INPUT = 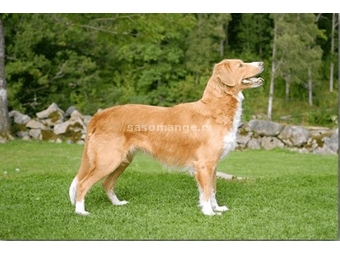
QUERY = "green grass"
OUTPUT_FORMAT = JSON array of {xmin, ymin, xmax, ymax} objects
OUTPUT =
[{"xmin": 0, "ymin": 140, "xmax": 338, "ymax": 240}]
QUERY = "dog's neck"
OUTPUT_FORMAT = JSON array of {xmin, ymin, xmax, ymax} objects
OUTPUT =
[
  {"xmin": 200, "ymin": 76, "xmax": 243, "ymax": 105},
  {"xmin": 198, "ymin": 77, "xmax": 243, "ymax": 126}
]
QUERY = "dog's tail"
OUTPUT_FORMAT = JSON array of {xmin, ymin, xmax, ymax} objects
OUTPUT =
[{"xmin": 69, "ymin": 176, "xmax": 78, "ymax": 206}]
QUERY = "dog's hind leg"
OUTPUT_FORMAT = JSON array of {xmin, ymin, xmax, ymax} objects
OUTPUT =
[
  {"xmin": 69, "ymin": 144, "xmax": 93, "ymax": 207},
  {"xmin": 75, "ymin": 150, "xmax": 126, "ymax": 216},
  {"xmin": 69, "ymin": 176, "xmax": 78, "ymax": 206},
  {"xmin": 102, "ymin": 154, "xmax": 134, "ymax": 206}
]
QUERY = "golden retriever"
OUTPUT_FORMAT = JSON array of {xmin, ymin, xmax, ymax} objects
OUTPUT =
[{"xmin": 69, "ymin": 59, "xmax": 264, "ymax": 216}]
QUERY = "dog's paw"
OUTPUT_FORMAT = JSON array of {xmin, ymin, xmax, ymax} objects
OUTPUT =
[
  {"xmin": 115, "ymin": 200, "xmax": 129, "ymax": 206},
  {"xmin": 213, "ymin": 205, "xmax": 229, "ymax": 212},
  {"xmin": 201, "ymin": 207, "xmax": 216, "ymax": 216},
  {"xmin": 75, "ymin": 210, "xmax": 90, "ymax": 216},
  {"xmin": 200, "ymin": 201, "xmax": 217, "ymax": 216},
  {"xmin": 75, "ymin": 200, "xmax": 90, "ymax": 216},
  {"xmin": 202, "ymin": 210, "xmax": 216, "ymax": 216},
  {"xmin": 107, "ymin": 192, "xmax": 129, "ymax": 206}
]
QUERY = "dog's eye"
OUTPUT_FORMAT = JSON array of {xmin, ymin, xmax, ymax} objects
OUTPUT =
[{"xmin": 239, "ymin": 63, "xmax": 243, "ymax": 68}]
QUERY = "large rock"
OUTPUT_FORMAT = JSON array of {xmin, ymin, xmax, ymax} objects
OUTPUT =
[
  {"xmin": 54, "ymin": 120, "xmax": 74, "ymax": 135},
  {"xmin": 26, "ymin": 119, "xmax": 48, "ymax": 130},
  {"xmin": 9, "ymin": 110, "xmax": 31, "ymax": 125},
  {"xmin": 261, "ymin": 136, "xmax": 285, "ymax": 150},
  {"xmin": 248, "ymin": 120, "xmax": 283, "ymax": 136},
  {"xmin": 53, "ymin": 117, "xmax": 86, "ymax": 143},
  {"xmin": 65, "ymin": 106, "xmax": 77, "ymax": 117},
  {"xmin": 315, "ymin": 128, "xmax": 338, "ymax": 155},
  {"xmin": 69, "ymin": 110, "xmax": 84, "ymax": 121},
  {"xmin": 41, "ymin": 118, "xmax": 64, "ymax": 127},
  {"xmin": 36, "ymin": 102, "xmax": 64, "ymax": 121},
  {"xmin": 236, "ymin": 130, "xmax": 252, "ymax": 148},
  {"xmin": 28, "ymin": 129, "xmax": 42, "ymax": 139},
  {"xmin": 278, "ymin": 125, "xmax": 310, "ymax": 147},
  {"xmin": 247, "ymin": 138, "xmax": 261, "ymax": 150}
]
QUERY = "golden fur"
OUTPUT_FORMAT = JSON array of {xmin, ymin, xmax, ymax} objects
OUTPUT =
[{"xmin": 69, "ymin": 59, "xmax": 264, "ymax": 216}]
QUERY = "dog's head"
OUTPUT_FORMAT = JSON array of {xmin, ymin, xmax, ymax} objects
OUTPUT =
[{"xmin": 214, "ymin": 59, "xmax": 264, "ymax": 90}]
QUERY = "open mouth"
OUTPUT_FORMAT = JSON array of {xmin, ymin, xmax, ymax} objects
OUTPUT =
[{"xmin": 242, "ymin": 76, "xmax": 264, "ymax": 87}]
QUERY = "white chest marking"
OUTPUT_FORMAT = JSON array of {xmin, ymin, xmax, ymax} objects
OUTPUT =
[{"xmin": 220, "ymin": 92, "xmax": 243, "ymax": 159}]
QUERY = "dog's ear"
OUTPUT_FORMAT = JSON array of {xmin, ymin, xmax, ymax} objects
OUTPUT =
[{"xmin": 215, "ymin": 61, "xmax": 236, "ymax": 87}]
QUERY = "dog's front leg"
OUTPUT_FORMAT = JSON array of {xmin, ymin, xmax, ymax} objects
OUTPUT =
[
  {"xmin": 210, "ymin": 167, "xmax": 229, "ymax": 212},
  {"xmin": 199, "ymin": 190, "xmax": 216, "ymax": 216},
  {"xmin": 195, "ymin": 164, "xmax": 217, "ymax": 216}
]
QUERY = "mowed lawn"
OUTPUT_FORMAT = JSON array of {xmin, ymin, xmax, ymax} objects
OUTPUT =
[{"xmin": 0, "ymin": 140, "xmax": 338, "ymax": 240}]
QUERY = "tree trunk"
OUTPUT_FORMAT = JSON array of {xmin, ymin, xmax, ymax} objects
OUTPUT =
[
  {"xmin": 267, "ymin": 20, "xmax": 278, "ymax": 121},
  {"xmin": 329, "ymin": 13, "xmax": 336, "ymax": 92},
  {"xmin": 338, "ymin": 13, "xmax": 340, "ymax": 127},
  {"xmin": 224, "ymin": 23, "xmax": 229, "ymax": 55},
  {"xmin": 0, "ymin": 19, "xmax": 11, "ymax": 141},
  {"xmin": 285, "ymin": 81, "xmax": 290, "ymax": 102},
  {"xmin": 285, "ymin": 73, "xmax": 291, "ymax": 102},
  {"xmin": 330, "ymin": 61, "xmax": 334, "ymax": 92},
  {"xmin": 337, "ymin": 14, "xmax": 340, "ymax": 232},
  {"xmin": 308, "ymin": 66, "xmax": 313, "ymax": 106},
  {"xmin": 219, "ymin": 39, "xmax": 224, "ymax": 58}
]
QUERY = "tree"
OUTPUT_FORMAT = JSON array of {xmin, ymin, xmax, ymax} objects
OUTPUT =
[
  {"xmin": 0, "ymin": 17, "xmax": 11, "ymax": 141},
  {"xmin": 110, "ymin": 14, "xmax": 196, "ymax": 106},
  {"xmin": 185, "ymin": 14, "xmax": 231, "ymax": 87},
  {"xmin": 267, "ymin": 14, "xmax": 324, "ymax": 119},
  {"xmin": 295, "ymin": 14, "xmax": 323, "ymax": 106},
  {"xmin": 4, "ymin": 14, "xmax": 101, "ymax": 115},
  {"xmin": 233, "ymin": 13, "xmax": 272, "ymax": 59},
  {"xmin": 267, "ymin": 14, "xmax": 279, "ymax": 121},
  {"xmin": 338, "ymin": 13, "xmax": 340, "ymax": 116},
  {"xmin": 329, "ymin": 13, "xmax": 338, "ymax": 93}
]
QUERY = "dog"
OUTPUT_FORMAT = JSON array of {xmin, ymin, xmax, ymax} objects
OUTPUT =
[{"xmin": 69, "ymin": 59, "xmax": 264, "ymax": 216}]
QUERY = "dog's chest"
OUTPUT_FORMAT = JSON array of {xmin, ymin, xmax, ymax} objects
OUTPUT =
[{"xmin": 220, "ymin": 92, "xmax": 243, "ymax": 159}]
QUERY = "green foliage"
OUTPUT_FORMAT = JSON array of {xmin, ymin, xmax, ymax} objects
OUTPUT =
[
  {"xmin": 307, "ymin": 109, "xmax": 336, "ymax": 126},
  {"xmin": 2, "ymin": 13, "xmax": 338, "ymax": 126},
  {"xmin": 0, "ymin": 141, "xmax": 337, "ymax": 240},
  {"xmin": 4, "ymin": 14, "xmax": 101, "ymax": 115},
  {"xmin": 231, "ymin": 13, "xmax": 273, "ymax": 58}
]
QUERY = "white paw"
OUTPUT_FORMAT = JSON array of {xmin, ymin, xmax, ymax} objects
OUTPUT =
[
  {"xmin": 200, "ymin": 200, "xmax": 217, "ymax": 216},
  {"xmin": 75, "ymin": 210, "xmax": 90, "ymax": 216},
  {"xmin": 213, "ymin": 205, "xmax": 229, "ymax": 212},
  {"xmin": 202, "ymin": 209, "xmax": 216, "ymax": 216},
  {"xmin": 75, "ymin": 200, "xmax": 89, "ymax": 215},
  {"xmin": 107, "ymin": 192, "xmax": 129, "ymax": 206},
  {"xmin": 201, "ymin": 205, "xmax": 216, "ymax": 216},
  {"xmin": 115, "ymin": 200, "xmax": 129, "ymax": 206}
]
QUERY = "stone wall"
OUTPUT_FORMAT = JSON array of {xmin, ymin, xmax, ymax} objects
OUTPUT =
[
  {"xmin": 7, "ymin": 103, "xmax": 339, "ymax": 155},
  {"xmin": 9, "ymin": 103, "xmax": 92, "ymax": 144},
  {"xmin": 237, "ymin": 120, "xmax": 338, "ymax": 155}
]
